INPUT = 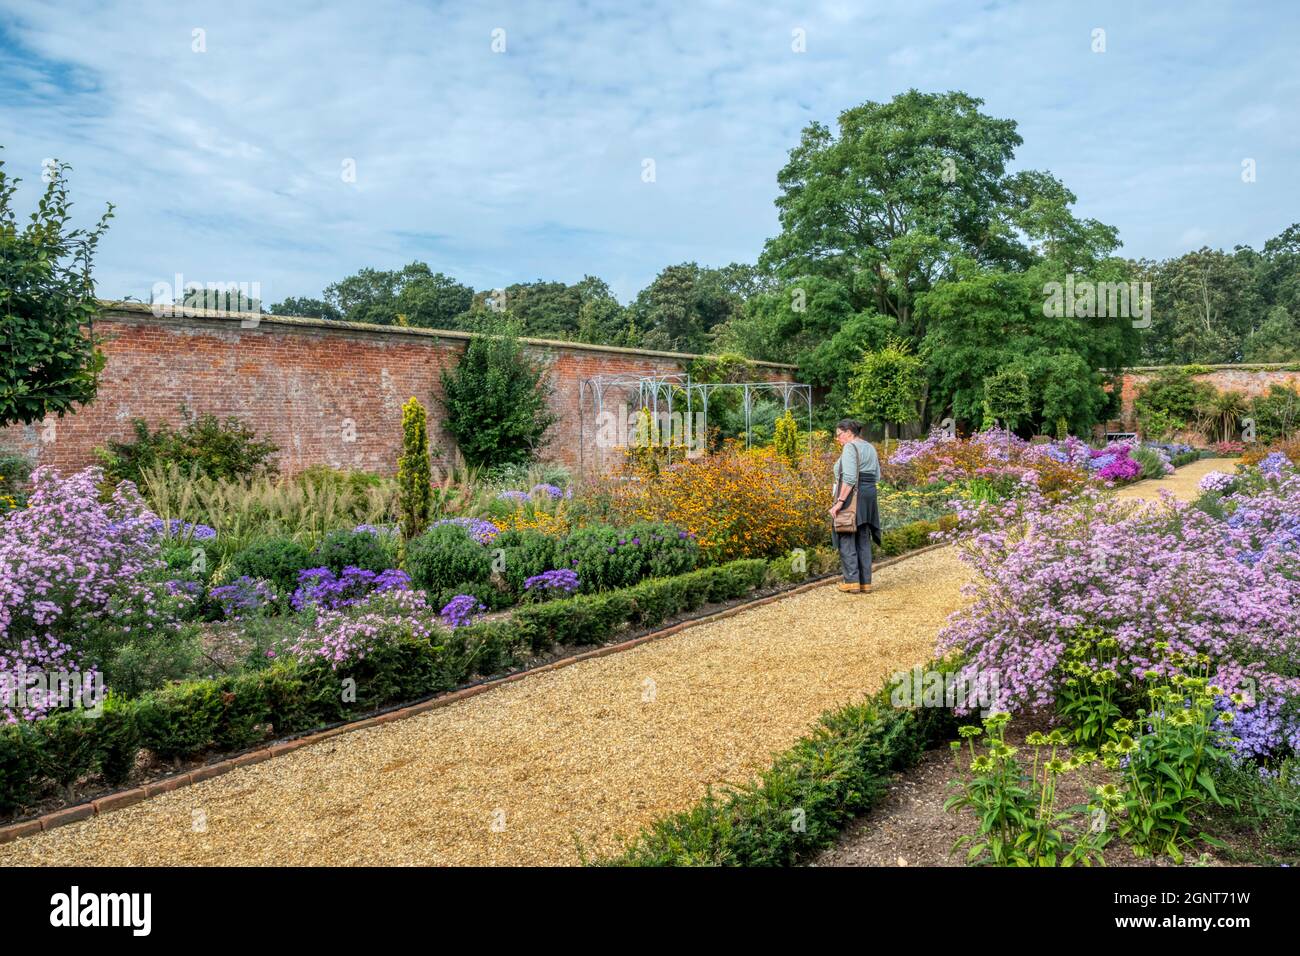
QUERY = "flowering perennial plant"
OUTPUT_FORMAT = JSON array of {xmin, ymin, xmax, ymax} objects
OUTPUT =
[
  {"xmin": 430, "ymin": 517, "xmax": 499, "ymax": 545},
  {"xmin": 287, "ymin": 590, "xmax": 439, "ymax": 669},
  {"xmin": 439, "ymin": 594, "xmax": 486, "ymax": 629},
  {"xmin": 522, "ymin": 568, "xmax": 580, "ymax": 600},
  {"xmin": 1, "ymin": 467, "xmax": 167, "ymax": 721},
  {"xmin": 290, "ymin": 566, "xmax": 412, "ymax": 611},
  {"xmin": 938, "ymin": 483, "xmax": 1300, "ymax": 715},
  {"xmin": 209, "ymin": 576, "xmax": 278, "ymax": 619}
]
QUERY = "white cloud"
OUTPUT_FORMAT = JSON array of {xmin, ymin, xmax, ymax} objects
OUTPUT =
[{"xmin": 1, "ymin": 0, "xmax": 1297, "ymax": 304}]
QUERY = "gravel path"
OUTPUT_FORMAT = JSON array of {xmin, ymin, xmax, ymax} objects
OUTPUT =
[
  {"xmin": 1114, "ymin": 456, "xmax": 1236, "ymax": 503},
  {"xmin": 2, "ymin": 547, "xmax": 971, "ymax": 866}
]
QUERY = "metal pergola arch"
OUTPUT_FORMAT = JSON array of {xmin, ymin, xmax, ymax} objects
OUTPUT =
[{"xmin": 578, "ymin": 372, "xmax": 814, "ymax": 477}]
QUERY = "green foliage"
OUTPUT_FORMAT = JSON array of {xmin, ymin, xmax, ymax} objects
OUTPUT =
[
  {"xmin": 99, "ymin": 409, "xmax": 279, "ymax": 485},
  {"xmin": 0, "ymin": 723, "xmax": 39, "ymax": 813},
  {"xmin": 1053, "ymin": 628, "xmax": 1126, "ymax": 747},
  {"xmin": 228, "ymin": 537, "xmax": 313, "ymax": 594},
  {"xmin": 1108, "ymin": 660, "xmax": 1236, "ymax": 863},
  {"xmin": 322, "ymin": 261, "xmax": 473, "ymax": 328},
  {"xmin": 1129, "ymin": 446, "xmax": 1169, "ymax": 481},
  {"xmin": 104, "ymin": 621, "xmax": 203, "ymax": 698},
  {"xmin": 311, "ymin": 528, "xmax": 398, "ymax": 574},
  {"xmin": 982, "ymin": 366, "xmax": 1033, "ymax": 431},
  {"xmin": 1207, "ymin": 759, "xmax": 1300, "ymax": 865},
  {"xmin": 266, "ymin": 296, "xmax": 342, "ymax": 322},
  {"xmin": 849, "ymin": 338, "xmax": 924, "ymax": 438},
  {"xmin": 440, "ymin": 325, "xmax": 556, "ymax": 469},
  {"xmin": 555, "ymin": 522, "xmax": 699, "ymax": 593},
  {"xmin": 1249, "ymin": 384, "xmax": 1300, "ymax": 444},
  {"xmin": 405, "ymin": 522, "xmax": 493, "ymax": 593},
  {"xmin": 628, "ymin": 262, "xmax": 744, "ymax": 353},
  {"xmin": 945, "ymin": 714, "xmax": 1109, "ymax": 866},
  {"xmin": 134, "ymin": 681, "xmax": 226, "ymax": 761},
  {"xmin": 1134, "ymin": 369, "xmax": 1214, "ymax": 439},
  {"xmin": 773, "ymin": 410, "xmax": 800, "ymax": 467},
  {"xmin": 397, "ymin": 396, "xmax": 432, "ymax": 538},
  {"xmin": 919, "ymin": 264, "xmax": 1132, "ymax": 433},
  {"xmin": 0, "ymin": 154, "xmax": 112, "ymax": 428},
  {"xmin": 1200, "ymin": 389, "xmax": 1249, "ymax": 443}
]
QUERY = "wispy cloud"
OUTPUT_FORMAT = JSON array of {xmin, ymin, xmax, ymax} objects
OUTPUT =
[{"xmin": 1, "ymin": 0, "xmax": 1296, "ymax": 303}]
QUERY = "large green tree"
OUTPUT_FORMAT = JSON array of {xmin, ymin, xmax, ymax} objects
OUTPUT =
[{"xmin": 1, "ymin": 156, "xmax": 112, "ymax": 428}]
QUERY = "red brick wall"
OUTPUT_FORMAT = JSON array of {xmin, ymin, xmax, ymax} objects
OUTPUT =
[
  {"xmin": 1119, "ymin": 366, "xmax": 1300, "ymax": 431},
  {"xmin": 0, "ymin": 304, "xmax": 793, "ymax": 478}
]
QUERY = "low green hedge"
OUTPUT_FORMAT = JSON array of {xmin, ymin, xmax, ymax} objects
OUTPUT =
[
  {"xmin": 593, "ymin": 663, "xmax": 960, "ymax": 866},
  {"xmin": 0, "ymin": 559, "xmax": 767, "ymax": 815}
]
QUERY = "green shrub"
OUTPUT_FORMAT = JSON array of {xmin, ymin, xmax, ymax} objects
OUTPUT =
[
  {"xmin": 1129, "ymin": 445, "xmax": 1168, "ymax": 481},
  {"xmin": 440, "ymin": 324, "xmax": 557, "ymax": 469},
  {"xmin": 99, "ymin": 408, "xmax": 279, "ymax": 485},
  {"xmin": 0, "ymin": 723, "xmax": 39, "ymax": 814},
  {"xmin": 397, "ymin": 397, "xmax": 432, "ymax": 538},
  {"xmin": 103, "ymin": 623, "xmax": 203, "ymax": 698},
  {"xmin": 311, "ymin": 528, "xmax": 398, "ymax": 574},
  {"xmin": 1135, "ymin": 370, "xmax": 1214, "ymax": 439},
  {"xmin": 228, "ymin": 537, "xmax": 313, "ymax": 594},
  {"xmin": 553, "ymin": 520, "xmax": 698, "ymax": 591},
  {"xmin": 95, "ymin": 695, "xmax": 142, "ymax": 786},
  {"xmin": 406, "ymin": 523, "xmax": 493, "ymax": 593},
  {"xmin": 496, "ymin": 528, "xmax": 560, "ymax": 594},
  {"xmin": 135, "ymin": 681, "xmax": 225, "ymax": 761},
  {"xmin": 33, "ymin": 711, "xmax": 101, "ymax": 797}
]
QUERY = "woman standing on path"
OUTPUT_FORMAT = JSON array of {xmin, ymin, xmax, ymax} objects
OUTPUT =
[{"xmin": 829, "ymin": 419, "xmax": 882, "ymax": 593}]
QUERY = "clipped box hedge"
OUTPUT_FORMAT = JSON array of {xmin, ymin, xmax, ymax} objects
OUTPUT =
[{"xmin": 0, "ymin": 558, "xmax": 767, "ymax": 814}]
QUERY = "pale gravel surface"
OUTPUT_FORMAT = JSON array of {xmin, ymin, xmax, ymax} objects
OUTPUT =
[
  {"xmin": 1, "ymin": 547, "xmax": 971, "ymax": 867},
  {"xmin": 1114, "ymin": 456, "xmax": 1237, "ymax": 503}
]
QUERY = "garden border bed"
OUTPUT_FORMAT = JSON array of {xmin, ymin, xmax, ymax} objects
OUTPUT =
[{"xmin": 0, "ymin": 541, "xmax": 950, "ymax": 845}]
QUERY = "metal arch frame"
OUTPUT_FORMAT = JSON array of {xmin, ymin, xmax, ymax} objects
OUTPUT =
[{"xmin": 578, "ymin": 372, "xmax": 815, "ymax": 476}]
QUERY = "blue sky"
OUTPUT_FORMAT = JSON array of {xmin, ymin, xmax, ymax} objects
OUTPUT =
[{"xmin": 1, "ymin": 0, "xmax": 1297, "ymax": 305}]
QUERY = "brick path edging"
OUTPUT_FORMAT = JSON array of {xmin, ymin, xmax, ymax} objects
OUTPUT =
[{"xmin": 0, "ymin": 541, "xmax": 948, "ymax": 845}]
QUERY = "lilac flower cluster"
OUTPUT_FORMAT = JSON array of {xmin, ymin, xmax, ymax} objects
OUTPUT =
[
  {"xmin": 430, "ymin": 517, "xmax": 499, "ymax": 545},
  {"xmin": 1214, "ymin": 695, "xmax": 1300, "ymax": 761},
  {"xmin": 530, "ymin": 483, "xmax": 564, "ymax": 500},
  {"xmin": 1087, "ymin": 443, "xmax": 1142, "ymax": 482},
  {"xmin": 523, "ymin": 568, "xmax": 580, "ymax": 598},
  {"xmin": 938, "ymin": 482, "xmax": 1300, "ymax": 715},
  {"xmin": 1199, "ymin": 470, "xmax": 1238, "ymax": 493},
  {"xmin": 290, "ymin": 566, "xmax": 411, "ymax": 611},
  {"xmin": 210, "ymin": 576, "xmax": 278, "ymax": 618},
  {"xmin": 1, "ymin": 467, "xmax": 167, "ymax": 721},
  {"xmin": 496, "ymin": 490, "xmax": 530, "ymax": 503},
  {"xmin": 1259, "ymin": 452, "xmax": 1291, "ymax": 479},
  {"xmin": 439, "ymin": 594, "xmax": 486, "ymax": 629},
  {"xmin": 288, "ymin": 590, "xmax": 438, "ymax": 669}
]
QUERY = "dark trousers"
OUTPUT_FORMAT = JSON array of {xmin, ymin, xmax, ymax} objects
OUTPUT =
[{"xmin": 836, "ymin": 526, "xmax": 873, "ymax": 585}]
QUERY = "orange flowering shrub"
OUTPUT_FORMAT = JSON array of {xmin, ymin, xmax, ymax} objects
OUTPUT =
[
  {"xmin": 604, "ymin": 443, "xmax": 827, "ymax": 563},
  {"xmin": 1241, "ymin": 435, "xmax": 1300, "ymax": 467}
]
